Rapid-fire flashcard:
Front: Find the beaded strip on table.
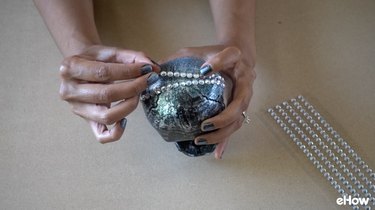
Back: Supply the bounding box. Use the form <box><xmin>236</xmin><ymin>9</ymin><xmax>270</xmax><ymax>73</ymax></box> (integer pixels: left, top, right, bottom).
<box><xmin>268</xmin><ymin>95</ymin><xmax>375</xmax><ymax>210</ymax></box>
<box><xmin>140</xmin><ymin>70</ymin><xmax>225</xmax><ymax>101</ymax></box>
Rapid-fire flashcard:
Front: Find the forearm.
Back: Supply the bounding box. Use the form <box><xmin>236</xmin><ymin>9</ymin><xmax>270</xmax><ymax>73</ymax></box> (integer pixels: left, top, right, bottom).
<box><xmin>33</xmin><ymin>0</ymin><xmax>101</xmax><ymax>57</ymax></box>
<box><xmin>209</xmin><ymin>0</ymin><xmax>256</xmax><ymax>66</ymax></box>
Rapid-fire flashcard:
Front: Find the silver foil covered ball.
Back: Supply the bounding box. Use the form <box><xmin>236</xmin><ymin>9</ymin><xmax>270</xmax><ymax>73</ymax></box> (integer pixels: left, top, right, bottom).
<box><xmin>141</xmin><ymin>57</ymin><xmax>226</xmax><ymax>157</ymax></box>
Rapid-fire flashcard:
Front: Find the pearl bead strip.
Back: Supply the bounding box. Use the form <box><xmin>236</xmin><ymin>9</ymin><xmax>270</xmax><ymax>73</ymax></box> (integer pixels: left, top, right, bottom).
<box><xmin>160</xmin><ymin>71</ymin><xmax>201</xmax><ymax>79</ymax></box>
<box><xmin>268</xmin><ymin>107</ymin><xmax>358</xmax><ymax>208</ymax></box>
<box><xmin>268</xmin><ymin>95</ymin><xmax>375</xmax><ymax>208</ymax></box>
<box><xmin>140</xmin><ymin>74</ymin><xmax>225</xmax><ymax>101</ymax></box>
<box><xmin>296</xmin><ymin>96</ymin><xmax>374</xmax><ymax>184</ymax></box>
<box><xmin>274</xmin><ymin>106</ymin><xmax>350</xmax><ymax>195</ymax></box>
<box><xmin>286</xmin><ymin>103</ymin><xmax>368</xmax><ymax>201</ymax></box>
<box><xmin>291</xmin><ymin>99</ymin><xmax>374</xmax><ymax>191</ymax></box>
<box><xmin>159</xmin><ymin>71</ymin><xmax>225</xmax><ymax>82</ymax></box>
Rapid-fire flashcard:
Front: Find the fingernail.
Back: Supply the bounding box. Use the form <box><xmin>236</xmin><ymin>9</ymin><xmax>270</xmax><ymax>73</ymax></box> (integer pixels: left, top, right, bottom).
<box><xmin>120</xmin><ymin>118</ymin><xmax>127</xmax><ymax>129</ymax></box>
<box><xmin>200</xmin><ymin>65</ymin><xmax>212</xmax><ymax>76</ymax></box>
<box><xmin>141</xmin><ymin>64</ymin><xmax>153</xmax><ymax>75</ymax></box>
<box><xmin>202</xmin><ymin>122</ymin><xmax>215</xmax><ymax>131</ymax></box>
<box><xmin>196</xmin><ymin>138</ymin><xmax>208</xmax><ymax>145</ymax></box>
<box><xmin>147</xmin><ymin>72</ymin><xmax>159</xmax><ymax>85</ymax></box>
<box><xmin>150</xmin><ymin>59</ymin><xmax>161</xmax><ymax>68</ymax></box>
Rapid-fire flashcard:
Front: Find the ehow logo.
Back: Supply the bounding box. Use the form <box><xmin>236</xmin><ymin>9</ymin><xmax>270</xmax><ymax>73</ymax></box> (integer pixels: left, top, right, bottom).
<box><xmin>336</xmin><ymin>195</ymin><xmax>369</xmax><ymax>206</ymax></box>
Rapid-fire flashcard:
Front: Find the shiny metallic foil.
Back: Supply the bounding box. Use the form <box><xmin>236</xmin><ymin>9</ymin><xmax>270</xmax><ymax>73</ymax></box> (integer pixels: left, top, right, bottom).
<box><xmin>141</xmin><ymin>57</ymin><xmax>226</xmax><ymax>157</ymax></box>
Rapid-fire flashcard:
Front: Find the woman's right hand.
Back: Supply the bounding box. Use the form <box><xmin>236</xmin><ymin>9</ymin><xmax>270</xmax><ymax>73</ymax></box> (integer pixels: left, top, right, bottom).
<box><xmin>59</xmin><ymin>45</ymin><xmax>160</xmax><ymax>143</ymax></box>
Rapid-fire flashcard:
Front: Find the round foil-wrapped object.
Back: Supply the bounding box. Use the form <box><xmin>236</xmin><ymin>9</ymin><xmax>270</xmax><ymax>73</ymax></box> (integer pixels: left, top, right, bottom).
<box><xmin>140</xmin><ymin>57</ymin><xmax>226</xmax><ymax>157</ymax></box>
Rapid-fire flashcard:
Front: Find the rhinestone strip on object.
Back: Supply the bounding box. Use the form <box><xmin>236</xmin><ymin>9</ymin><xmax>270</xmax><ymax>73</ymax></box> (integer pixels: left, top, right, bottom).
<box><xmin>140</xmin><ymin>71</ymin><xmax>225</xmax><ymax>101</ymax></box>
<box><xmin>268</xmin><ymin>95</ymin><xmax>375</xmax><ymax>210</ymax></box>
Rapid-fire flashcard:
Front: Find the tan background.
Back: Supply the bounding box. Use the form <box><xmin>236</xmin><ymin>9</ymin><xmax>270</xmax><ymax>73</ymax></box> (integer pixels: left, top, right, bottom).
<box><xmin>1</xmin><ymin>0</ymin><xmax>374</xmax><ymax>209</ymax></box>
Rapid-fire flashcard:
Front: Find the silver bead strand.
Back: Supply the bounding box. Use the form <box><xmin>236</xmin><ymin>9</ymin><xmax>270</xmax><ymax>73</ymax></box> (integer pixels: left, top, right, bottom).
<box><xmin>140</xmin><ymin>73</ymin><xmax>225</xmax><ymax>101</ymax></box>
<box><xmin>271</xmin><ymin>106</ymin><xmax>345</xmax><ymax>196</ymax></box>
<box><xmin>270</xmin><ymin>95</ymin><xmax>375</xmax><ymax>206</ymax></box>
<box><xmin>297</xmin><ymin>96</ymin><xmax>375</xmax><ymax>192</ymax></box>
<box><xmin>292</xmin><ymin>101</ymin><xmax>360</xmax><ymax>183</ymax></box>
<box><xmin>295</xmin><ymin>96</ymin><xmax>375</xmax><ymax>199</ymax></box>
<box><xmin>284</xmin><ymin>103</ymin><xmax>355</xmax><ymax>196</ymax></box>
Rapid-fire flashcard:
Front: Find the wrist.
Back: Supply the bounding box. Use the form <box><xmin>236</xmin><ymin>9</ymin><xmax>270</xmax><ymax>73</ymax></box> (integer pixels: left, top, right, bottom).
<box><xmin>61</xmin><ymin>37</ymin><xmax>101</xmax><ymax>57</ymax></box>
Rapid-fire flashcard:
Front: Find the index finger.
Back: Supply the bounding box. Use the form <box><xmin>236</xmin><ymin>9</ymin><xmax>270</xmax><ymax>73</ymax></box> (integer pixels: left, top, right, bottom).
<box><xmin>60</xmin><ymin>56</ymin><xmax>157</xmax><ymax>82</ymax></box>
<box><xmin>80</xmin><ymin>46</ymin><xmax>153</xmax><ymax>64</ymax></box>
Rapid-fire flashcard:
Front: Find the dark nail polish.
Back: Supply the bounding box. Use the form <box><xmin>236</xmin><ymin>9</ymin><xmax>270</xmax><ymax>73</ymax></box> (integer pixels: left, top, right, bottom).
<box><xmin>200</xmin><ymin>65</ymin><xmax>212</xmax><ymax>76</ymax></box>
<box><xmin>202</xmin><ymin>122</ymin><xmax>215</xmax><ymax>131</ymax></box>
<box><xmin>147</xmin><ymin>72</ymin><xmax>159</xmax><ymax>85</ymax></box>
<box><xmin>196</xmin><ymin>138</ymin><xmax>208</xmax><ymax>145</ymax></box>
<box><xmin>120</xmin><ymin>118</ymin><xmax>127</xmax><ymax>129</ymax></box>
<box><xmin>141</xmin><ymin>64</ymin><xmax>153</xmax><ymax>75</ymax></box>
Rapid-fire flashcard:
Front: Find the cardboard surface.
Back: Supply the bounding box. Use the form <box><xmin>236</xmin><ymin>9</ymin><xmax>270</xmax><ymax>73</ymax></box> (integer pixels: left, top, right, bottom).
<box><xmin>1</xmin><ymin>0</ymin><xmax>374</xmax><ymax>209</ymax></box>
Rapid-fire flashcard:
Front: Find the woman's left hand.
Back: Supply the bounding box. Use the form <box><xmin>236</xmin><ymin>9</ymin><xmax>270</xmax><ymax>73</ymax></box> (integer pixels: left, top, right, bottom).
<box><xmin>161</xmin><ymin>45</ymin><xmax>256</xmax><ymax>159</ymax></box>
